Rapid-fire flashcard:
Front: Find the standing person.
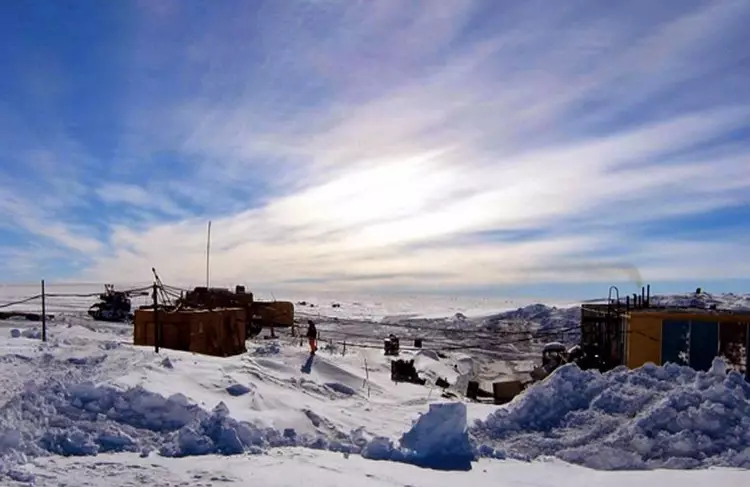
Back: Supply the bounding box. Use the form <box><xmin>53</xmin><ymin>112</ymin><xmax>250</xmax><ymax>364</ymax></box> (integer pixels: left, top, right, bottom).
<box><xmin>306</xmin><ymin>319</ymin><xmax>318</xmax><ymax>354</ymax></box>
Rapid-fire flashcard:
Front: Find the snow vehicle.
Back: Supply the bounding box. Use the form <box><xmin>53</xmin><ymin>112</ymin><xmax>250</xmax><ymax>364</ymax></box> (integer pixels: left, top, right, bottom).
<box><xmin>529</xmin><ymin>342</ymin><xmax>569</xmax><ymax>381</ymax></box>
<box><xmin>88</xmin><ymin>285</ymin><xmax>133</xmax><ymax>322</ymax></box>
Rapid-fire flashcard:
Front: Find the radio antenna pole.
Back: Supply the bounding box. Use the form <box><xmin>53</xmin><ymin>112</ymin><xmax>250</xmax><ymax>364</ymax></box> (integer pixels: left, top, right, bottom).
<box><xmin>206</xmin><ymin>220</ymin><xmax>212</xmax><ymax>288</ymax></box>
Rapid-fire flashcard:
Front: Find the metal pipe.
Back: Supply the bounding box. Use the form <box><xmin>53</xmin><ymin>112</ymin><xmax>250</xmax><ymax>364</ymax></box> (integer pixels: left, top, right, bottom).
<box><xmin>41</xmin><ymin>280</ymin><xmax>46</xmax><ymax>342</ymax></box>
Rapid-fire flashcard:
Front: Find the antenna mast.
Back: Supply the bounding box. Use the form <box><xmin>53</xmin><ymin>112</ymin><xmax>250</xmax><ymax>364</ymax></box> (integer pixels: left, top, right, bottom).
<box><xmin>206</xmin><ymin>220</ymin><xmax>212</xmax><ymax>288</ymax></box>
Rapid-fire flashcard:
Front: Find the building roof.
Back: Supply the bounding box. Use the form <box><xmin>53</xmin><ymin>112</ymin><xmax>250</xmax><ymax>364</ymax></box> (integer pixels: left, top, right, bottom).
<box><xmin>629</xmin><ymin>306</ymin><xmax>750</xmax><ymax>317</ymax></box>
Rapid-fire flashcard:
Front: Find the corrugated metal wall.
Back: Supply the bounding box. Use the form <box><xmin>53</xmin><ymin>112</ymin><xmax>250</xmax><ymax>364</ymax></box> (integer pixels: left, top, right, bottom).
<box><xmin>627</xmin><ymin>317</ymin><xmax>661</xmax><ymax>368</ymax></box>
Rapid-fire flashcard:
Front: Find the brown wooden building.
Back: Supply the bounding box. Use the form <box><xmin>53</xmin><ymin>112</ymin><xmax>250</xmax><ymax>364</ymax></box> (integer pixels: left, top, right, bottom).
<box><xmin>133</xmin><ymin>307</ymin><xmax>247</xmax><ymax>357</ymax></box>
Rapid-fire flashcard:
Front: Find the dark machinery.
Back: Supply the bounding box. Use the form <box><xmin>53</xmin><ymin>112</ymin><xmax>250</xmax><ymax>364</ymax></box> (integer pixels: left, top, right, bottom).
<box><xmin>384</xmin><ymin>334</ymin><xmax>400</xmax><ymax>356</ymax></box>
<box><xmin>173</xmin><ymin>285</ymin><xmax>294</xmax><ymax>339</ymax></box>
<box><xmin>530</xmin><ymin>342</ymin><xmax>571</xmax><ymax>380</ymax></box>
<box><xmin>487</xmin><ymin>284</ymin><xmax>650</xmax><ymax>403</ymax></box>
<box><xmin>533</xmin><ymin>285</ymin><xmax>642</xmax><ymax>379</ymax></box>
<box><xmin>88</xmin><ymin>285</ymin><xmax>133</xmax><ymax>322</ymax></box>
<box><xmin>391</xmin><ymin>359</ymin><xmax>426</xmax><ymax>384</ymax></box>
<box><xmin>576</xmin><ymin>285</ymin><xmax>630</xmax><ymax>372</ymax></box>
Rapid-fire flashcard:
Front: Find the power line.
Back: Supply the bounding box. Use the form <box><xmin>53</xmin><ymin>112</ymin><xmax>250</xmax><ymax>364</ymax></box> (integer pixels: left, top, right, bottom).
<box><xmin>0</xmin><ymin>294</ymin><xmax>42</xmax><ymax>309</ymax></box>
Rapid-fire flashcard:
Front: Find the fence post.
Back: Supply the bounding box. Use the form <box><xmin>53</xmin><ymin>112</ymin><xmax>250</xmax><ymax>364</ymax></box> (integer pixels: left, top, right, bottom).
<box><xmin>363</xmin><ymin>358</ymin><xmax>370</xmax><ymax>398</ymax></box>
<box><xmin>41</xmin><ymin>279</ymin><xmax>46</xmax><ymax>342</ymax></box>
<box><xmin>153</xmin><ymin>283</ymin><xmax>160</xmax><ymax>353</ymax></box>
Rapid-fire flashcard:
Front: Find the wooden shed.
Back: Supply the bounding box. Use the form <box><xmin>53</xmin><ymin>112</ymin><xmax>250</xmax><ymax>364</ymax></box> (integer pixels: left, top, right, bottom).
<box><xmin>626</xmin><ymin>308</ymin><xmax>750</xmax><ymax>377</ymax></box>
<box><xmin>133</xmin><ymin>307</ymin><xmax>247</xmax><ymax>357</ymax></box>
<box><xmin>251</xmin><ymin>301</ymin><xmax>294</xmax><ymax>327</ymax></box>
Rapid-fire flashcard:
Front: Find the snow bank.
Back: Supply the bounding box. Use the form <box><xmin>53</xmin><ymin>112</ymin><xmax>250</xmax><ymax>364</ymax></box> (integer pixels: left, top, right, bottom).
<box><xmin>362</xmin><ymin>402</ymin><xmax>475</xmax><ymax>471</ymax></box>
<box><xmin>0</xmin><ymin>378</ymin><xmax>373</xmax><ymax>482</ymax></box>
<box><xmin>1</xmin><ymin>377</ymin><xmax>473</xmax><ymax>480</ymax></box>
<box><xmin>0</xmin><ymin>380</ymin><xmax>269</xmax><ymax>462</ymax></box>
<box><xmin>472</xmin><ymin>358</ymin><xmax>750</xmax><ymax>470</ymax></box>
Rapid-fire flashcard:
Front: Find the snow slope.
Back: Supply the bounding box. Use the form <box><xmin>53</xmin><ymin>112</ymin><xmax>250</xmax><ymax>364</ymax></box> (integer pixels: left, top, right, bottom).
<box><xmin>27</xmin><ymin>448</ymin><xmax>750</xmax><ymax>487</ymax></box>
<box><xmin>1</xmin><ymin>285</ymin><xmax>750</xmax><ymax>485</ymax></box>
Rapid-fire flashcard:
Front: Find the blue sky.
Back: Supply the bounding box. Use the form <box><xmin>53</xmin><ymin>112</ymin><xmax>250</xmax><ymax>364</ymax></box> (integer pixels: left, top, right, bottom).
<box><xmin>1</xmin><ymin>0</ymin><xmax>749</xmax><ymax>299</ymax></box>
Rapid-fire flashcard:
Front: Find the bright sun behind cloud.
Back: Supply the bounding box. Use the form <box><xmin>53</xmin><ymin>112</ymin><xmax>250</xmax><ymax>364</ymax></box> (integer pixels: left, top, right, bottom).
<box><xmin>0</xmin><ymin>0</ymin><xmax>749</xmax><ymax>296</ymax></box>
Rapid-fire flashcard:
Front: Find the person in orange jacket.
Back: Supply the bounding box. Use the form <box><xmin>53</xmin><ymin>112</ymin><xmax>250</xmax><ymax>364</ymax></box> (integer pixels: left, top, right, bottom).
<box><xmin>306</xmin><ymin>319</ymin><xmax>318</xmax><ymax>354</ymax></box>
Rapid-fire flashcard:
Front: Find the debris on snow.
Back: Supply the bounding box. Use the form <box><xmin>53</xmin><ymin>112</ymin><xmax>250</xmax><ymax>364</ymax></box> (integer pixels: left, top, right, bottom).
<box><xmin>253</xmin><ymin>342</ymin><xmax>281</xmax><ymax>356</ymax></box>
<box><xmin>9</xmin><ymin>328</ymin><xmax>42</xmax><ymax>340</ymax></box>
<box><xmin>225</xmin><ymin>384</ymin><xmax>251</xmax><ymax>397</ymax></box>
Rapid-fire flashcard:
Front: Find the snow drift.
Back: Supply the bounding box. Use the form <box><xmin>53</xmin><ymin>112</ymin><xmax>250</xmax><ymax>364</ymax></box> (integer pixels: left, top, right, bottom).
<box><xmin>0</xmin><ymin>380</ymin><xmax>273</xmax><ymax>460</ymax></box>
<box><xmin>0</xmin><ymin>374</ymin><xmax>477</xmax><ymax>481</ymax></box>
<box><xmin>0</xmin><ymin>377</ymin><xmax>374</xmax><ymax>474</ymax></box>
<box><xmin>472</xmin><ymin>358</ymin><xmax>750</xmax><ymax>470</ymax></box>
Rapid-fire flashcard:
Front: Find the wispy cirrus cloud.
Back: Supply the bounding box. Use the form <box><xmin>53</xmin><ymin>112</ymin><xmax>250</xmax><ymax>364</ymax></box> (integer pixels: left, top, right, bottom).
<box><xmin>0</xmin><ymin>0</ymin><xmax>749</xmax><ymax>295</ymax></box>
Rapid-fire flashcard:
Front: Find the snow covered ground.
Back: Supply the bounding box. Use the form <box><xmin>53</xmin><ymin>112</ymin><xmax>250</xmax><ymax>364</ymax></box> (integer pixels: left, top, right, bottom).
<box><xmin>0</xmin><ymin>284</ymin><xmax>749</xmax><ymax>486</ymax></box>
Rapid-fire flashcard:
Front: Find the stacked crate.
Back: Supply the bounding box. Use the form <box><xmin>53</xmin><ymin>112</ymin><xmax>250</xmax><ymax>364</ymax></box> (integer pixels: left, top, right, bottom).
<box><xmin>133</xmin><ymin>307</ymin><xmax>247</xmax><ymax>357</ymax></box>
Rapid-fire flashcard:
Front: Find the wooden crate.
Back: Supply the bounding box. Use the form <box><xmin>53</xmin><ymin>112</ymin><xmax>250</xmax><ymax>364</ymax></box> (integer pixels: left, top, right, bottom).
<box><xmin>133</xmin><ymin>307</ymin><xmax>247</xmax><ymax>357</ymax></box>
<box><xmin>252</xmin><ymin>301</ymin><xmax>295</xmax><ymax>327</ymax></box>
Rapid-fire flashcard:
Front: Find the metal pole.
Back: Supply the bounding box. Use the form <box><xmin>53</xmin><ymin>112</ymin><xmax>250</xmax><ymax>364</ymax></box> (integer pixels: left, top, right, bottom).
<box><xmin>41</xmin><ymin>279</ymin><xmax>46</xmax><ymax>342</ymax></box>
<box><xmin>206</xmin><ymin>220</ymin><xmax>212</xmax><ymax>288</ymax></box>
<box><xmin>153</xmin><ymin>283</ymin><xmax>160</xmax><ymax>353</ymax></box>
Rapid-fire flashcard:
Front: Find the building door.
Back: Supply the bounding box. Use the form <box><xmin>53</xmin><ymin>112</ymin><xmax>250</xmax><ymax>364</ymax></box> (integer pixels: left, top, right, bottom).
<box><xmin>689</xmin><ymin>320</ymin><xmax>718</xmax><ymax>372</ymax></box>
<box><xmin>661</xmin><ymin>319</ymin><xmax>690</xmax><ymax>366</ymax></box>
<box><xmin>719</xmin><ymin>321</ymin><xmax>747</xmax><ymax>375</ymax></box>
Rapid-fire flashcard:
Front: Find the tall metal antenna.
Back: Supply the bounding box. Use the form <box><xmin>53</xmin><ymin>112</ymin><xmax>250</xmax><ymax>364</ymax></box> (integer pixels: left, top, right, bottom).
<box><xmin>206</xmin><ymin>220</ymin><xmax>212</xmax><ymax>287</ymax></box>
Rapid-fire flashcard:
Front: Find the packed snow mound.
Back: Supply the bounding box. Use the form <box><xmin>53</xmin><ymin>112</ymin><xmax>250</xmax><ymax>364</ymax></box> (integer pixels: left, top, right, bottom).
<box><xmin>472</xmin><ymin>358</ymin><xmax>750</xmax><ymax>470</ymax></box>
<box><xmin>0</xmin><ymin>372</ymin><xmax>477</xmax><ymax>480</ymax></box>
<box><xmin>400</xmin><ymin>402</ymin><xmax>475</xmax><ymax>470</ymax></box>
<box><xmin>362</xmin><ymin>402</ymin><xmax>475</xmax><ymax>471</ymax></box>
<box><xmin>0</xmin><ymin>380</ymin><xmax>270</xmax><ymax>461</ymax></box>
<box><xmin>0</xmin><ymin>378</ymin><xmax>374</xmax><ymax>477</ymax></box>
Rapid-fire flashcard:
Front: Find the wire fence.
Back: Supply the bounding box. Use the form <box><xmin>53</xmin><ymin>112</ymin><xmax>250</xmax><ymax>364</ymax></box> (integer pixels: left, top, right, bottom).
<box><xmin>0</xmin><ymin>287</ymin><xmax>161</xmax><ymax>310</ymax></box>
<box><xmin>0</xmin><ymin>280</ymin><xmax>584</xmax><ymax>354</ymax></box>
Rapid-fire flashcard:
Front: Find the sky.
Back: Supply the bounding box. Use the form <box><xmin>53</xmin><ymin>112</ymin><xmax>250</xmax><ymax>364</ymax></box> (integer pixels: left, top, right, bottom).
<box><xmin>0</xmin><ymin>0</ymin><xmax>749</xmax><ymax>299</ymax></box>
